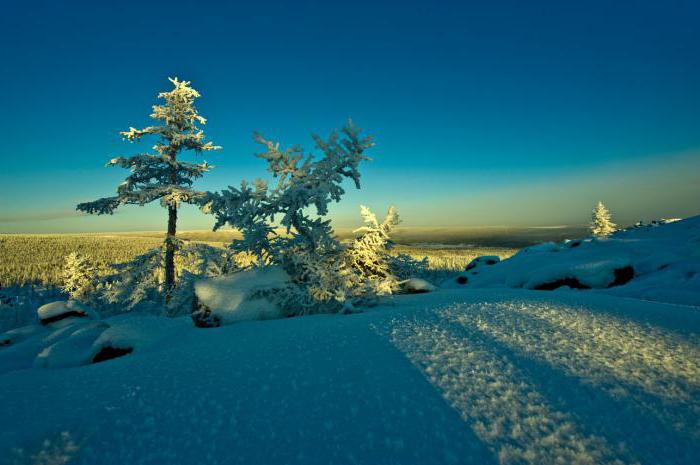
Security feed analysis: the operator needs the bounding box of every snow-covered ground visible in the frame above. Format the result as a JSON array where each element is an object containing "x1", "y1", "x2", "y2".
[
  {"x1": 450, "y1": 216, "x2": 700, "y2": 307},
  {"x1": 1, "y1": 288, "x2": 698, "y2": 464},
  {"x1": 1, "y1": 217, "x2": 699, "y2": 464}
]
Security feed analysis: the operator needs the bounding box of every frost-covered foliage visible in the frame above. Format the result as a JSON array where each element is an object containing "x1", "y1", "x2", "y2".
[
  {"x1": 202, "y1": 121, "x2": 371, "y2": 261},
  {"x1": 347, "y1": 206, "x2": 399, "y2": 278},
  {"x1": 82, "y1": 242, "x2": 236, "y2": 316},
  {"x1": 77, "y1": 78, "x2": 220, "y2": 216},
  {"x1": 387, "y1": 253, "x2": 429, "y2": 280},
  {"x1": 590, "y1": 201, "x2": 617, "y2": 237},
  {"x1": 77, "y1": 77, "x2": 221, "y2": 297},
  {"x1": 282, "y1": 248, "x2": 368, "y2": 313},
  {"x1": 61, "y1": 252, "x2": 97, "y2": 301},
  {"x1": 202, "y1": 121, "x2": 375, "y2": 312},
  {"x1": 346, "y1": 205, "x2": 428, "y2": 287}
]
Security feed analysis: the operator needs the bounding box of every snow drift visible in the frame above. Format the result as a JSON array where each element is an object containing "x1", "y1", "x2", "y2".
[
  {"x1": 449, "y1": 215, "x2": 700, "y2": 306},
  {"x1": 193, "y1": 266, "x2": 290, "y2": 326}
]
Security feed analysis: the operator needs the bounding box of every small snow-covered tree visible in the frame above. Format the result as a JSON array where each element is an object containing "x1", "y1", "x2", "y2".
[
  {"x1": 346, "y1": 205, "x2": 401, "y2": 294},
  {"x1": 61, "y1": 252, "x2": 96, "y2": 300},
  {"x1": 77, "y1": 78, "x2": 221, "y2": 300},
  {"x1": 202, "y1": 120, "x2": 374, "y2": 311},
  {"x1": 590, "y1": 201, "x2": 617, "y2": 237},
  {"x1": 346, "y1": 205, "x2": 429, "y2": 292}
]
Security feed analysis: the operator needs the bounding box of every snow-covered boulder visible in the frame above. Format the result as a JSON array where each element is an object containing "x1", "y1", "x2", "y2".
[
  {"x1": 401, "y1": 278, "x2": 437, "y2": 294},
  {"x1": 34, "y1": 321, "x2": 109, "y2": 368},
  {"x1": 4, "y1": 314, "x2": 192, "y2": 371},
  {"x1": 91, "y1": 315, "x2": 191, "y2": 363},
  {"x1": 193, "y1": 266, "x2": 290, "y2": 327},
  {"x1": 0, "y1": 325, "x2": 47, "y2": 348},
  {"x1": 458, "y1": 215, "x2": 700, "y2": 306},
  {"x1": 37, "y1": 300, "x2": 99, "y2": 327}
]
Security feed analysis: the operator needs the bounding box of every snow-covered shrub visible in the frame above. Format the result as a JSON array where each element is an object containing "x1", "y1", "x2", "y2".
[
  {"x1": 286, "y1": 247, "x2": 370, "y2": 311},
  {"x1": 590, "y1": 201, "x2": 617, "y2": 237},
  {"x1": 202, "y1": 121, "x2": 375, "y2": 313},
  {"x1": 61, "y1": 252, "x2": 97, "y2": 301},
  {"x1": 387, "y1": 253, "x2": 429, "y2": 280},
  {"x1": 83, "y1": 242, "x2": 236, "y2": 316}
]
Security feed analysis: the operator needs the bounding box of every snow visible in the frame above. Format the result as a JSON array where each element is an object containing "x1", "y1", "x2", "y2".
[
  {"x1": 35, "y1": 322, "x2": 109, "y2": 369},
  {"x1": 193, "y1": 266, "x2": 289, "y2": 324},
  {"x1": 1, "y1": 218, "x2": 699, "y2": 464},
  {"x1": 0, "y1": 324, "x2": 46, "y2": 348},
  {"x1": 465, "y1": 255, "x2": 500, "y2": 270},
  {"x1": 36, "y1": 300, "x2": 99, "y2": 326},
  {"x1": 402, "y1": 278, "x2": 436, "y2": 293},
  {"x1": 1, "y1": 287, "x2": 698, "y2": 464},
  {"x1": 93, "y1": 315, "x2": 191, "y2": 353},
  {"x1": 455, "y1": 215, "x2": 700, "y2": 306}
]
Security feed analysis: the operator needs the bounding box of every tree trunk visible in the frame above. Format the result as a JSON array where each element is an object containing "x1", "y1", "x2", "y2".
[
  {"x1": 164, "y1": 205, "x2": 177, "y2": 302},
  {"x1": 164, "y1": 145, "x2": 179, "y2": 303}
]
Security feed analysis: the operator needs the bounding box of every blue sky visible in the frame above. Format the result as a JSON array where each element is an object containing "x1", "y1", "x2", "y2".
[{"x1": 0, "y1": 0, "x2": 698, "y2": 232}]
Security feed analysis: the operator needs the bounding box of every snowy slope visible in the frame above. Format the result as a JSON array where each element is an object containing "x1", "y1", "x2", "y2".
[
  {"x1": 450, "y1": 215, "x2": 700, "y2": 307},
  {"x1": 1, "y1": 289, "x2": 699, "y2": 465}
]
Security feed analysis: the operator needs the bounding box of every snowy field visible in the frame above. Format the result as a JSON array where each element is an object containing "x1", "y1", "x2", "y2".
[
  {"x1": 1, "y1": 217, "x2": 699, "y2": 464},
  {"x1": 0, "y1": 289, "x2": 698, "y2": 464}
]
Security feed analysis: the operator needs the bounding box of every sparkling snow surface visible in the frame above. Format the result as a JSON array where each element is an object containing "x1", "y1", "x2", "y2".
[{"x1": 1, "y1": 289, "x2": 699, "y2": 465}]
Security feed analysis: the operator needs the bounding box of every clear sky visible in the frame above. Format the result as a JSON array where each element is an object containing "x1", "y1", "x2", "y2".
[{"x1": 1, "y1": 0, "x2": 698, "y2": 233}]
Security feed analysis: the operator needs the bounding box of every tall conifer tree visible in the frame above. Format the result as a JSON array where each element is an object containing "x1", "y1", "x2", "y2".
[{"x1": 77, "y1": 77, "x2": 220, "y2": 299}]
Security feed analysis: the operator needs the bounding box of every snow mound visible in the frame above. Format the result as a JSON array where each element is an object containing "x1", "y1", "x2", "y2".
[
  {"x1": 0, "y1": 325, "x2": 46, "y2": 348},
  {"x1": 193, "y1": 266, "x2": 290, "y2": 326},
  {"x1": 35, "y1": 322, "x2": 109, "y2": 368},
  {"x1": 1, "y1": 313, "x2": 192, "y2": 371},
  {"x1": 402, "y1": 278, "x2": 437, "y2": 293},
  {"x1": 37, "y1": 300, "x2": 99, "y2": 327},
  {"x1": 458, "y1": 215, "x2": 700, "y2": 306},
  {"x1": 92, "y1": 315, "x2": 191, "y2": 356}
]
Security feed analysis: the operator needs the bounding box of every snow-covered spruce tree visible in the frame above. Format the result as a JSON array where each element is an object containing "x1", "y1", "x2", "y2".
[
  {"x1": 346, "y1": 205, "x2": 429, "y2": 291},
  {"x1": 201, "y1": 121, "x2": 373, "y2": 312},
  {"x1": 590, "y1": 201, "x2": 617, "y2": 238},
  {"x1": 345, "y1": 205, "x2": 401, "y2": 294},
  {"x1": 77, "y1": 78, "x2": 220, "y2": 300},
  {"x1": 61, "y1": 252, "x2": 96, "y2": 301}
]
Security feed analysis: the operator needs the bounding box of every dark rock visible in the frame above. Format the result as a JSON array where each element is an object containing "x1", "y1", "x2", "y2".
[
  {"x1": 456, "y1": 276, "x2": 469, "y2": 285},
  {"x1": 92, "y1": 346, "x2": 133, "y2": 363},
  {"x1": 40, "y1": 310, "x2": 88, "y2": 326},
  {"x1": 609, "y1": 266, "x2": 634, "y2": 287},
  {"x1": 534, "y1": 278, "x2": 591, "y2": 291}
]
